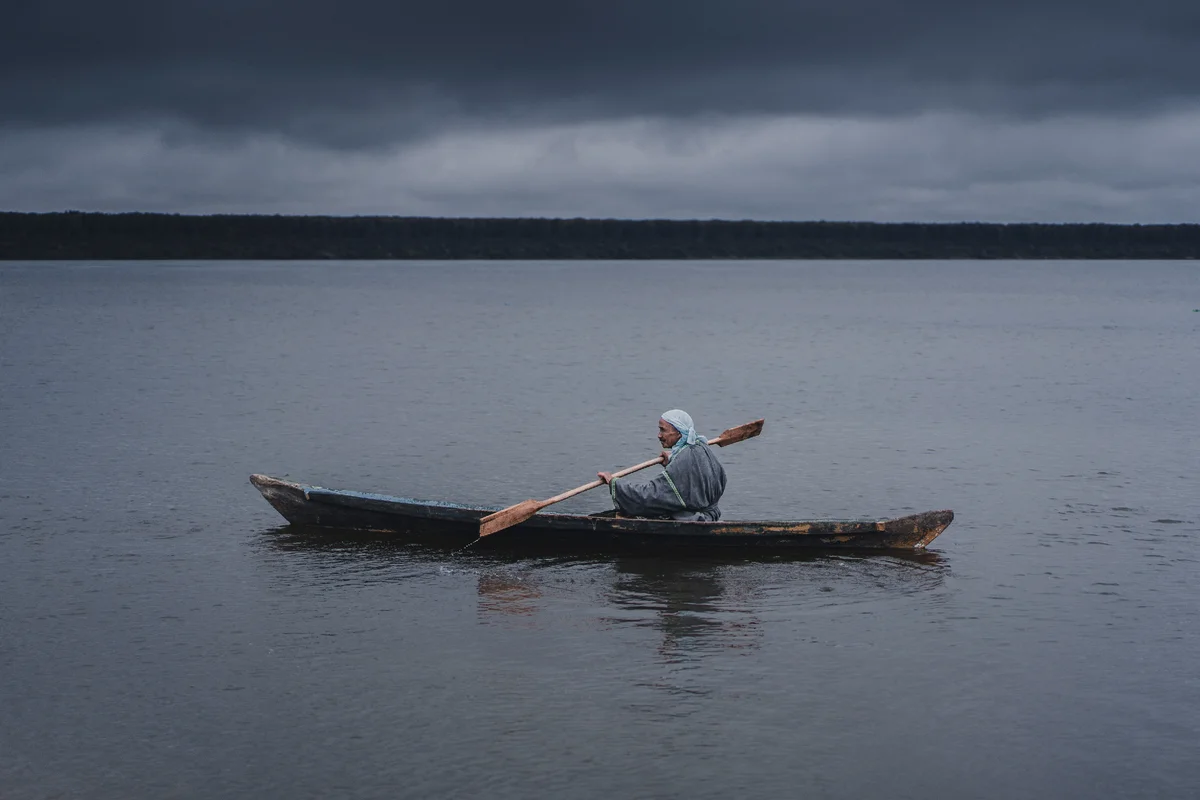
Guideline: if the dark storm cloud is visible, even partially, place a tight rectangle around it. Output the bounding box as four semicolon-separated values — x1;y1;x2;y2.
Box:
4;110;1198;222
3;1;1198;221
3;1;1199;145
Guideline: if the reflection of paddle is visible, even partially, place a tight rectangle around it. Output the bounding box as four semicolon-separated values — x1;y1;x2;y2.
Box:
479;419;764;537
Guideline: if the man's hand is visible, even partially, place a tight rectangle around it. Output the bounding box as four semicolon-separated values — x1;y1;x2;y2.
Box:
597;471;614;484
660;450;670;465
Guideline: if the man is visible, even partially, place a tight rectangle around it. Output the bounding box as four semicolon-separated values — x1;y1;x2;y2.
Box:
597;410;727;521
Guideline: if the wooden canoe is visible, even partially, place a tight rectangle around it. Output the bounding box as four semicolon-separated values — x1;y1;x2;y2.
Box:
250;474;953;550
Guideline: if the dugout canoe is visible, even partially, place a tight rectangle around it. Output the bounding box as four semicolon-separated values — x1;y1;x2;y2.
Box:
250;474;953;550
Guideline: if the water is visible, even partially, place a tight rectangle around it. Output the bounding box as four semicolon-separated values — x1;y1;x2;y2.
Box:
1;260;1197;798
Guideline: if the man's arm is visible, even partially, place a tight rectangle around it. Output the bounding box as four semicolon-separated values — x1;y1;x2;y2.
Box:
597;451;668;485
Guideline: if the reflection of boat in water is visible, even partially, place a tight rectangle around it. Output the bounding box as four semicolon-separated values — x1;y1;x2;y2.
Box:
607;557;762;656
262;525;948;660
603;551;947;658
251;475;953;551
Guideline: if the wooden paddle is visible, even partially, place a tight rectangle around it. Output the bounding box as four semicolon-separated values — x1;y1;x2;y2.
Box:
478;418;764;537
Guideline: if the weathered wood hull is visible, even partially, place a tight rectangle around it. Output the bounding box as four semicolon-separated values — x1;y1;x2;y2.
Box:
250;474;953;550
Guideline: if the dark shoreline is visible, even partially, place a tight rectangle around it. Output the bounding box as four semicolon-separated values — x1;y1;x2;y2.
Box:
3;211;1199;260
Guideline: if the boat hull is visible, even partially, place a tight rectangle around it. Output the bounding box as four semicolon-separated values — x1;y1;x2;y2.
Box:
250;474;955;551
250;474;953;550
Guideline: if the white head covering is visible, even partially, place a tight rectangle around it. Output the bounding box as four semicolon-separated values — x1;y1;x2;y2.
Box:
661;409;706;461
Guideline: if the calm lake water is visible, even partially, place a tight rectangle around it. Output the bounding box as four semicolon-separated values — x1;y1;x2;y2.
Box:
1;260;1198;799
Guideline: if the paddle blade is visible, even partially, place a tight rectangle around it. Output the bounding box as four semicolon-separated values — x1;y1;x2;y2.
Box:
711;418;764;446
479;499;542;537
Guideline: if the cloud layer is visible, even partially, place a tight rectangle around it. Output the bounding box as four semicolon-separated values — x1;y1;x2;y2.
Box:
3;1;1199;220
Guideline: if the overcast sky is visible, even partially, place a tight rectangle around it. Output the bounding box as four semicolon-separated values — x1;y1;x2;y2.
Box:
3;0;1198;221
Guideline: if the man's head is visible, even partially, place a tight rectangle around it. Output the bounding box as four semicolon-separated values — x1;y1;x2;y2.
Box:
658;418;683;449
658;409;695;449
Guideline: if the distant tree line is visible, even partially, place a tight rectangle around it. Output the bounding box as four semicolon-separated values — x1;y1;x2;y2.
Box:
1;212;1198;260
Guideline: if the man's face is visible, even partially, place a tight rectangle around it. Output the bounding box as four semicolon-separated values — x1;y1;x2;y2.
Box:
658;419;682;449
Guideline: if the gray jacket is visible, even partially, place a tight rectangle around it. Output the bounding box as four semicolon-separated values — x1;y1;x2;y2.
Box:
610;442;727;521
